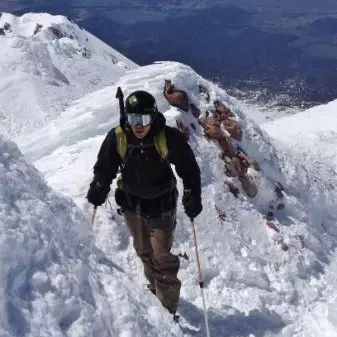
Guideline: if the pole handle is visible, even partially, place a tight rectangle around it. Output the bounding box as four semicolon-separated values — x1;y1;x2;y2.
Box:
92;206;97;224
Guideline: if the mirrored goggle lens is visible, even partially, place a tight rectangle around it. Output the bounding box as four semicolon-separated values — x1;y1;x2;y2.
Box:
127;114;152;126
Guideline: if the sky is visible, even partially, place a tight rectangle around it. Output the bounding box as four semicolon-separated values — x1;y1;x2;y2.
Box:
1;12;337;337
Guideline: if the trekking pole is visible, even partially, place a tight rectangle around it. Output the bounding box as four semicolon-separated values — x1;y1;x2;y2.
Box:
190;218;211;337
92;206;97;224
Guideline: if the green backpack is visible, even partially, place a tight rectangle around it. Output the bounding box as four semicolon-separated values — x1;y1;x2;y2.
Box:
115;126;170;189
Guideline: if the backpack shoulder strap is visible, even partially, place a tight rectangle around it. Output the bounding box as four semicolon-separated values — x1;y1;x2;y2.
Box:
115;125;127;160
116;125;168;161
154;129;168;160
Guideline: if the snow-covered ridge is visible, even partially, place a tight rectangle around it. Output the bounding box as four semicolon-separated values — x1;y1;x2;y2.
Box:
0;12;138;141
2;11;337;333
0;12;69;36
0;12;135;66
19;60;337;336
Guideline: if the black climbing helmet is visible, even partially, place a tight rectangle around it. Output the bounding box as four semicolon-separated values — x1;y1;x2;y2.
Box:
125;90;158;115
125;90;158;127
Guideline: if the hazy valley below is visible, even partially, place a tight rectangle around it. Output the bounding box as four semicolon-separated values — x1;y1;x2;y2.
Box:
1;0;337;109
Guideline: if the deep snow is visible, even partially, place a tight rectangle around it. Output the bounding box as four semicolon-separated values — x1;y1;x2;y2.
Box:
1;11;337;337
19;61;337;337
0;133;182;337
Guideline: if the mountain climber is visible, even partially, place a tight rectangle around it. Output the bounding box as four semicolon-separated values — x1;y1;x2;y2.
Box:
86;90;202;316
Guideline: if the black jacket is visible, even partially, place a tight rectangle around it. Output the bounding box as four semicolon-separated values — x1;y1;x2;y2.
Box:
93;112;201;216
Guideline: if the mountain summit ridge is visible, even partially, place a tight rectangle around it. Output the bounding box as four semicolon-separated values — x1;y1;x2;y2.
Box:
0;12;137;140
1;11;337;337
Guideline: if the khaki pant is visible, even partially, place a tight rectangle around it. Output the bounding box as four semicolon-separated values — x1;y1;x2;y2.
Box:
124;210;181;313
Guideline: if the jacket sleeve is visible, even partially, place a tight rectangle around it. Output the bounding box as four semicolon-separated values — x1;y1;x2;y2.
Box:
166;127;201;197
93;128;121;186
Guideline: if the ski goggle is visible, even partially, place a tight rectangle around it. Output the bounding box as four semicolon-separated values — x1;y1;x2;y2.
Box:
127;113;153;127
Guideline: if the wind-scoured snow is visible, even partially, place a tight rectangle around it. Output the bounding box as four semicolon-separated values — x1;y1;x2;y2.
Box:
16;59;337;337
1;10;337;336
0;133;182;337
0;12;138;140
261;100;337;336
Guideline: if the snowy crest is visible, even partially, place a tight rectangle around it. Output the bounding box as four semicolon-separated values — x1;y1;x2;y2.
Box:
0;134;90;336
22;62;337;337
0;12;138;140
2;11;337;335
0;135;181;337
19;60;337;336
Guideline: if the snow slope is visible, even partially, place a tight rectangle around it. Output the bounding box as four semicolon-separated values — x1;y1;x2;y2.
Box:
18;60;337;336
261;99;337;336
0;133;183;337
0;12;137;140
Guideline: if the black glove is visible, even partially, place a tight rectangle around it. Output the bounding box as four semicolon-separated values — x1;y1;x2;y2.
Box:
115;188;130;210
86;181;110;207
182;189;202;219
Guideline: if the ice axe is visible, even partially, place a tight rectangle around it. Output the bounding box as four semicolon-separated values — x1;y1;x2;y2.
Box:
115;86;126;123
190;217;211;337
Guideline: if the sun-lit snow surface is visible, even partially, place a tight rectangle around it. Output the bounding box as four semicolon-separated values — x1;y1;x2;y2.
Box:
18;61;337;336
0;134;182;337
260;100;337;336
0;12;137;141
